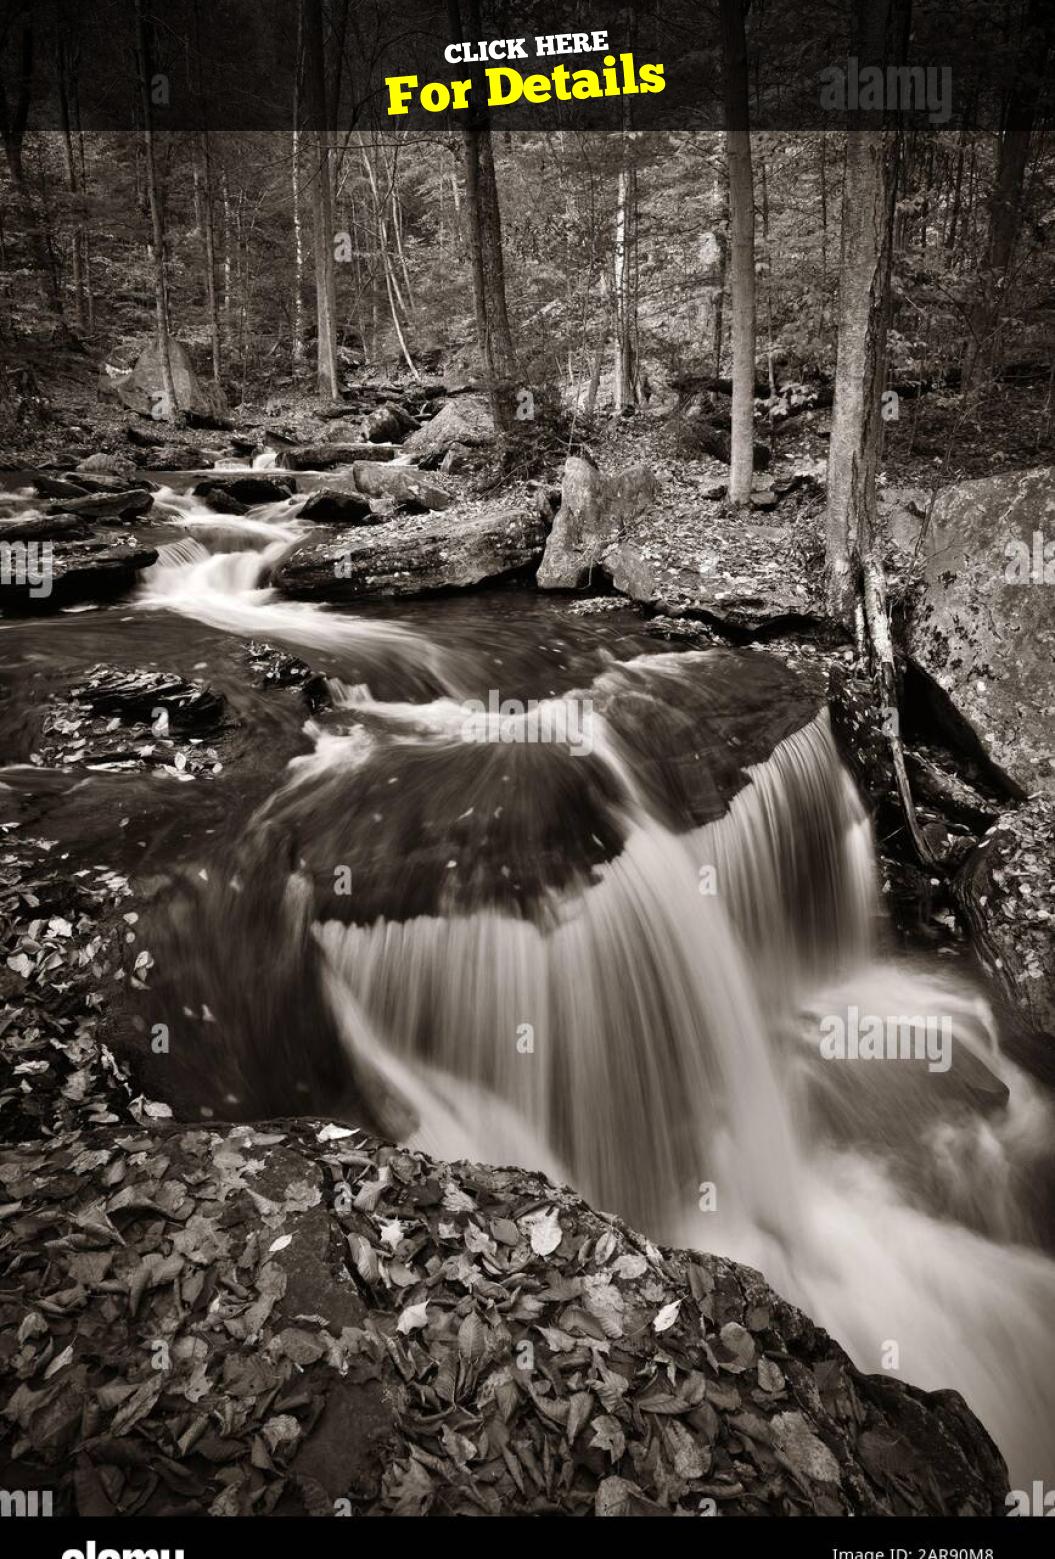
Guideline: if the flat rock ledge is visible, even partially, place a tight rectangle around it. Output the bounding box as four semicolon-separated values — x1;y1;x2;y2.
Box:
0;1120;1007;1517
275;505;547;601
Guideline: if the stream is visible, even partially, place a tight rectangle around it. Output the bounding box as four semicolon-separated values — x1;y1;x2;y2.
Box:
2;472;1054;1487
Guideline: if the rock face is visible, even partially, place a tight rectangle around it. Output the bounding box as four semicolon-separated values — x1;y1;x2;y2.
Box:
350;461;455;512
0;1119;1008;1516
114;339;229;424
404;393;493;461
535;459;818;632
0;538;157;614
275;506;546;601
538;456;656;589
894;466;1055;794
956;796;1055;1040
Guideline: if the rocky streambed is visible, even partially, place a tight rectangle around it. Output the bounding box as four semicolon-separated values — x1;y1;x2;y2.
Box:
2;380;1054;1516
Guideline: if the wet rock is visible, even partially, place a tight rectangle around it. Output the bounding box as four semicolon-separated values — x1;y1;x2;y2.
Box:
299;488;378;525
192;487;248;515
46;488;154;523
111;338;229;424
351;461;455;512
244;641;330;708
893;466;1055;794
0;538;157;614
69;665;225;733
0;1119;1008;1515
275;505;546;601
65;471;157;496
955;796;1055;1039
192;475;294;506
276;443;395;470
362;401;417;443
404;392;493;461
0;513;93;543
31;474;90;500
538;456;656;589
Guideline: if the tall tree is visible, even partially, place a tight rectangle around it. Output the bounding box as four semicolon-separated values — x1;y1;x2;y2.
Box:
0;12;74;341
718;0;757;506
825;0;931;860
449;0;517;434
135;0;181;423
825;0;904;623
302;0;339;400
612;122;638;412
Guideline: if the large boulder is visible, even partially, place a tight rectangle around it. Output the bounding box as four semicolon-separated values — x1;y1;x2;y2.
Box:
362;401;417;444
894;466;1055;795
0;1118;1007;1516
114;339;229;425
538;456;656;589
275;506;546;601
0;537;157;614
46;488;154;522
536;462;817;633
351;461;455;512
192;475;294;507
299;488;379;526
76;452;136;478
404;393;493;461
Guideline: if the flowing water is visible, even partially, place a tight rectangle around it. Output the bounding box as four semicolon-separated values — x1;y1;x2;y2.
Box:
3;475;1054;1485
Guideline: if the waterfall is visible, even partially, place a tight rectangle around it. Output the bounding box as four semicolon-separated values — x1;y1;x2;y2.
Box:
128;484;1055;1486
309;703;1055;1486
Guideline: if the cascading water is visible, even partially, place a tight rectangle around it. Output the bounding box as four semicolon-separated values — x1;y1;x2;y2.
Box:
127;481;1055;1488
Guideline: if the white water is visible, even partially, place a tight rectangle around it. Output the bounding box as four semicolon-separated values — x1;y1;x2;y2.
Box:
140;486;1055;1486
137;489;460;688
314;707;1055;1487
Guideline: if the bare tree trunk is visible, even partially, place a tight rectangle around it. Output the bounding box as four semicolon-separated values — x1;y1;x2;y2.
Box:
135;0;182;424
220;165;233;346
825;128;897;622
613;125;638;412
303;0;339;399
360;142;419;379
450;0;516;434
291;8;306;378
198;134;222;386
719;0;756;507
462;121;517;431
584;322;607;417
57;43;86;332
825;0;929;860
